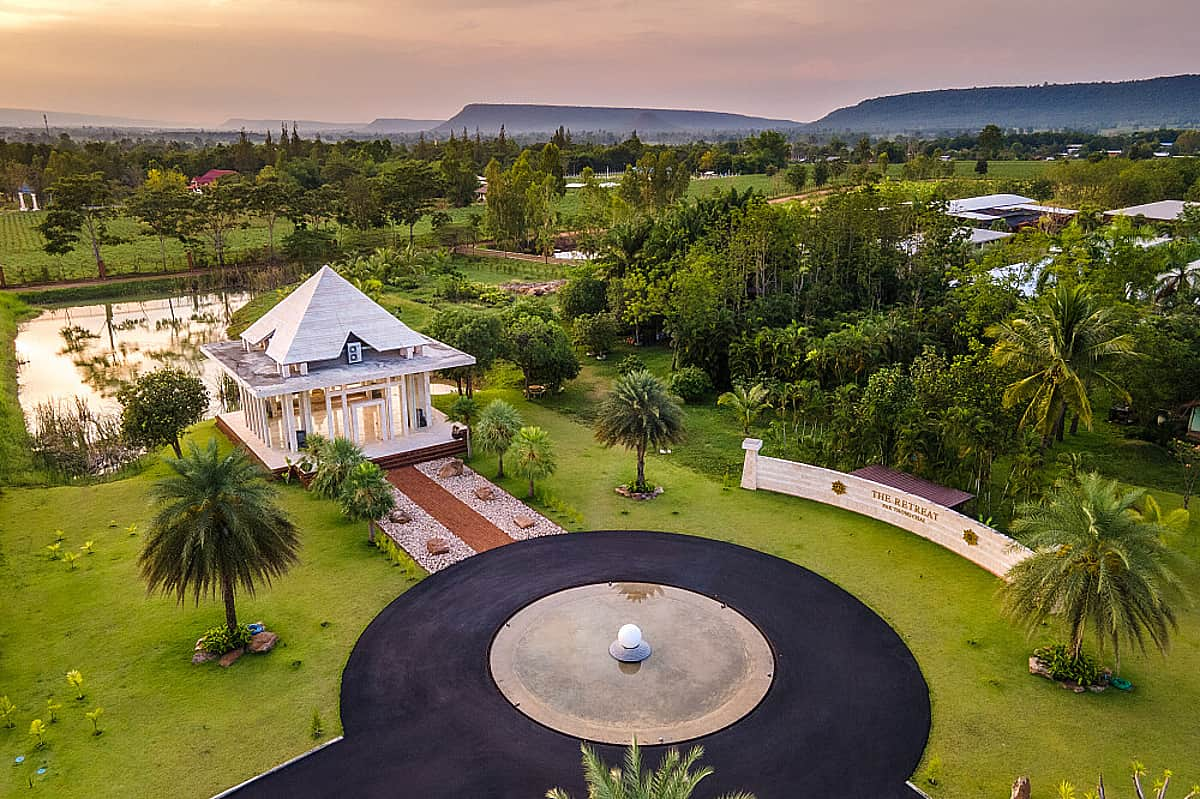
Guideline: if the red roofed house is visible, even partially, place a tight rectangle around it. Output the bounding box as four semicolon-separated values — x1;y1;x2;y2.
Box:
189;168;238;193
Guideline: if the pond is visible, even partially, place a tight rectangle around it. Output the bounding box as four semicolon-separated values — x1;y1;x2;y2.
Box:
15;291;252;421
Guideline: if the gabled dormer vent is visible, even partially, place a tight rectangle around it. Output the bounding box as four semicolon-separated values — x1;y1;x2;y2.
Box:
346;341;363;364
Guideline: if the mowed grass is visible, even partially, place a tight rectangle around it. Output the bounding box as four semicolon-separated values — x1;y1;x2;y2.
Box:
0;211;295;284
0;421;422;798
450;385;1200;798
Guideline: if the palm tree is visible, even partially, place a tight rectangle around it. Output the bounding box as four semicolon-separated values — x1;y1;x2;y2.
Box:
594;370;685;493
509;426;556;499
1154;241;1200;301
988;284;1135;447
309;437;365;499
1002;473;1186;666
140;440;300;635
338;461;396;542
474;399;523;478
717;382;771;436
546;741;754;799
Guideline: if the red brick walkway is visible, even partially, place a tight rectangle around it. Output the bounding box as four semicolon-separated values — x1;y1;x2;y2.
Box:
386;467;514;553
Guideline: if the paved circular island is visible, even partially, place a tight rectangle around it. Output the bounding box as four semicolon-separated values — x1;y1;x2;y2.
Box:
490;581;775;744
232;531;931;799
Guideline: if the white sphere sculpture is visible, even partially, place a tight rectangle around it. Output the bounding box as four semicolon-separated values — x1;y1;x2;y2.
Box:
617;624;642;649
610;623;651;662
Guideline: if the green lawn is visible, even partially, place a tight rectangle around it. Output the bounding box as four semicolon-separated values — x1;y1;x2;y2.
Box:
0;421;422;798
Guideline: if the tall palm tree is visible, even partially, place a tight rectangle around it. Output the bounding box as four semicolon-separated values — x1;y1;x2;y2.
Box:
1154;241;1200;301
988;284;1135;447
474;399;523;478
140;440;300;635
1002;473;1187;666
309;437;365;499
717;382;771;436
594;370;685;493
338;460;396;542
546;741;754;799
509;426;556;499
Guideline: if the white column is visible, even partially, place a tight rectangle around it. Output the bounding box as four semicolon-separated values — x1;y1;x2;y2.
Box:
324;390;334;437
741;438;763;490
397;376;409;436
383;378;394;440
282;394;297;451
422;373;433;425
301;391;313;436
31;193;39;212
18;193;27;211
342;390;351;442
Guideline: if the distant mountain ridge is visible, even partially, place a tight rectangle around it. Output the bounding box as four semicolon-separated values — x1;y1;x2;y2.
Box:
812;74;1200;134
435;103;805;135
0;107;172;128
219;118;443;134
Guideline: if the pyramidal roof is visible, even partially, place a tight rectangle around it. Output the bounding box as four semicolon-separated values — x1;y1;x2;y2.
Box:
241;265;427;365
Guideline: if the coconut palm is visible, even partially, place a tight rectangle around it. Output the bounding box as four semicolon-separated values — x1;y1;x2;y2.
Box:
1002;473;1187;666
1154;241;1200;301
509;426;556;499
546;741;754;799
717;382;772;436
594;370;685;493
140;439;299;635
338;461;396;542
474;399;523;478
309;437;365;499
988;284;1135;447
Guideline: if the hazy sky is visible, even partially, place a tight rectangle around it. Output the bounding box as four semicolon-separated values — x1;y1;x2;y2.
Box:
2;0;1198;125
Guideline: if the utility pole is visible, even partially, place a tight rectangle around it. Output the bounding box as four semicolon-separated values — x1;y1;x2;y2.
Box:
43;113;50;137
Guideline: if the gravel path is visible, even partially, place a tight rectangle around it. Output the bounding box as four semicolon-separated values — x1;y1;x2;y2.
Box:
376;486;474;573
415;458;566;540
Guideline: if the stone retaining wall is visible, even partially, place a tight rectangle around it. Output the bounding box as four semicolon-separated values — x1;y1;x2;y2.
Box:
740;438;1030;578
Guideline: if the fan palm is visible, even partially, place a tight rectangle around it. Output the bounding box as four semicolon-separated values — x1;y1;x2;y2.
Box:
140;439;299;635
594;370;685;493
1002;473;1187;665
309;437;365;499
717;382;771;436
338;461;396;542
546;741;754;799
509;426;556;499
474;399;523;478
1153;241;1200;301
988;284;1135;447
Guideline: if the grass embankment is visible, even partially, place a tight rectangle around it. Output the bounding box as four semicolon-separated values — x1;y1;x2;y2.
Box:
0;421;422;798
0;293;36;482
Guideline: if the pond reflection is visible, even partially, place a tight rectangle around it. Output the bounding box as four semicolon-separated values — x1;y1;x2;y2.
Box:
15;292;251;420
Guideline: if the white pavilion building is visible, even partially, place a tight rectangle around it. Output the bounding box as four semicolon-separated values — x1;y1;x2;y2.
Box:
202;265;475;470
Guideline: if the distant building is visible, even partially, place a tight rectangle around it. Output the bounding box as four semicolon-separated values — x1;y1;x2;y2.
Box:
1104;200;1196;223
946;194;1078;230
189;168;238;193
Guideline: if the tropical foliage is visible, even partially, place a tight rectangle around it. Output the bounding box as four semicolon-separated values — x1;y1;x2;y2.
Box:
140;440;299;634
546;741;754;799
594;370;686;492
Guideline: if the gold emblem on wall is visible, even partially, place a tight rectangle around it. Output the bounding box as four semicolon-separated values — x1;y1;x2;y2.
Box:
962;530;979;546
831;480;847;496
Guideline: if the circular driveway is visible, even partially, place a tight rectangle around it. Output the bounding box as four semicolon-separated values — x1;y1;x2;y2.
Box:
234;531;930;799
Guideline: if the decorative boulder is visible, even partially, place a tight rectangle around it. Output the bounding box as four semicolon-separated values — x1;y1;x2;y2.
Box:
473;485;497;501
389;509;412;524
438;459;464;479
248;631;279;654
218;647;245;668
191;650;217;665
513;515;536;530
426;537;451;555
1011;776;1031;799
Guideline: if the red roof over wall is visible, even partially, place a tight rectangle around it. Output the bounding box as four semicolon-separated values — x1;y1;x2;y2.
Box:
191;169;238;186
850;464;974;509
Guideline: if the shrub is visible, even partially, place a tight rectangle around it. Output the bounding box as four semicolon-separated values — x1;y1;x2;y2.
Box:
667;367;713;403
0;695;15;728
572;313;620;357
311;709;325;740
1033;643;1103;686
616;354;646;375
200;624;254;655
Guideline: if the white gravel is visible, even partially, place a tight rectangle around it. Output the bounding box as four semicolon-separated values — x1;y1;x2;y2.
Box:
415;457;566;541
377;486;475;573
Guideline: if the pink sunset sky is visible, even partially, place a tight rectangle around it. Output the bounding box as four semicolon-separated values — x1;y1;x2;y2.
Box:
2;0;1198;124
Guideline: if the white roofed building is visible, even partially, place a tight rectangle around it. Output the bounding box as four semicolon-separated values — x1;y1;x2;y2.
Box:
202;266;476;470
1104;200;1196;223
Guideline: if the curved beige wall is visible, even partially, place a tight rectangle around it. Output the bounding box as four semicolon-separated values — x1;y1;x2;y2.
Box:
740;439;1030;578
